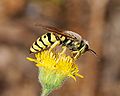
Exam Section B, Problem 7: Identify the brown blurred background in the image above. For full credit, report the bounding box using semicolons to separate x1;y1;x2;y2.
0;0;120;96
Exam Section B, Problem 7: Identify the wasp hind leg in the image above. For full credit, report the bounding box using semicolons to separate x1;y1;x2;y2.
60;46;67;55
49;41;60;52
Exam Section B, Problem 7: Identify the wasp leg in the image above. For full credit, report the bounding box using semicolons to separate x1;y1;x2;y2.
56;46;67;63
72;51;78;54
49;41;60;52
74;51;80;60
71;51;77;58
73;45;86;60
60;46;67;55
72;51;80;60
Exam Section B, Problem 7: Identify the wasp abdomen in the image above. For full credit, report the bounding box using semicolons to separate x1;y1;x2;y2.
30;32;58;53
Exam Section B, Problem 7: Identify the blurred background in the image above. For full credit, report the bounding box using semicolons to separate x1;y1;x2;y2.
0;0;120;96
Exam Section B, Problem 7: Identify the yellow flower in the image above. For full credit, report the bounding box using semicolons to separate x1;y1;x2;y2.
27;50;83;80
27;50;84;96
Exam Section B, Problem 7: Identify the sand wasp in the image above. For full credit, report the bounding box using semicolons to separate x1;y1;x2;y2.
30;25;96;59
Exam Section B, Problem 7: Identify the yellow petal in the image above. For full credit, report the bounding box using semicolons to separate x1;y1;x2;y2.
26;57;38;63
76;73;84;78
36;63;44;67
68;74;76;81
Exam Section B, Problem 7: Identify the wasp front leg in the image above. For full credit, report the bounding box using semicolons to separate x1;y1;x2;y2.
72;51;80;60
49;41;60;52
72;45;86;60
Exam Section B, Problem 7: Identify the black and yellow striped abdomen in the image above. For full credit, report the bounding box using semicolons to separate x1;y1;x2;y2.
30;31;89;55
30;32;58;53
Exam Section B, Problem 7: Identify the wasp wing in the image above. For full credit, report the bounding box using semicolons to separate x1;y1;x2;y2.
35;24;76;39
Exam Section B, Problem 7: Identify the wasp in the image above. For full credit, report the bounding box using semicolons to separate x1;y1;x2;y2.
30;25;96;59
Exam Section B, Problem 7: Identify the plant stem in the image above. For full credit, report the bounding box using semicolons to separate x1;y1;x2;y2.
41;88;51;96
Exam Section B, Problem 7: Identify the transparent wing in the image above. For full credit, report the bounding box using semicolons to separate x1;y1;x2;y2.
35;24;76;39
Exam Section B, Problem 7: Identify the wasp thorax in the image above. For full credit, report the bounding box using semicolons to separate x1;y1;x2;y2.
65;31;82;41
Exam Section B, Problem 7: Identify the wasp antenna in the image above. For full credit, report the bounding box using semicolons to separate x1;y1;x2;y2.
88;49;97;57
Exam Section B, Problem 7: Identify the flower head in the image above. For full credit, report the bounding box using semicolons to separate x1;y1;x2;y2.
27;50;83;96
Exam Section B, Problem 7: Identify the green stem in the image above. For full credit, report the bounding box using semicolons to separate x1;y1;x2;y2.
41;88;51;96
